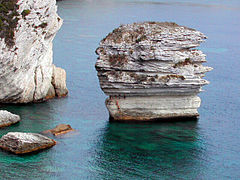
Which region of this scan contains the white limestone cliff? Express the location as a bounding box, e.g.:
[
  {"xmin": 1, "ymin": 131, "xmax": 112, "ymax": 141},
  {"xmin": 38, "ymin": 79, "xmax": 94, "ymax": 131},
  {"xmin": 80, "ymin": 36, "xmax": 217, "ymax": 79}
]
[
  {"xmin": 0, "ymin": 0, "xmax": 68, "ymax": 103},
  {"xmin": 95, "ymin": 22, "xmax": 212, "ymax": 121}
]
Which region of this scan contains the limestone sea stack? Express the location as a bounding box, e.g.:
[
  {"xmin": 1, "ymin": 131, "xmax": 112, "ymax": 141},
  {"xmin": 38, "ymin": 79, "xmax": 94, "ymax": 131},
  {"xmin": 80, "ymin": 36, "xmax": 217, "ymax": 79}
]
[
  {"xmin": 0, "ymin": 0, "xmax": 68, "ymax": 103},
  {"xmin": 95, "ymin": 22, "xmax": 212, "ymax": 121},
  {"xmin": 0, "ymin": 132, "xmax": 56, "ymax": 154}
]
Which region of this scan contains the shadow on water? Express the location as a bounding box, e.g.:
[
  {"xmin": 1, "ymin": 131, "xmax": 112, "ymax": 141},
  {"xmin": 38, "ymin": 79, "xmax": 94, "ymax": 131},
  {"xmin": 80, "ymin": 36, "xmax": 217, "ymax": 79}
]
[
  {"xmin": 91, "ymin": 120, "xmax": 205, "ymax": 179},
  {"xmin": 109, "ymin": 115, "xmax": 199, "ymax": 123}
]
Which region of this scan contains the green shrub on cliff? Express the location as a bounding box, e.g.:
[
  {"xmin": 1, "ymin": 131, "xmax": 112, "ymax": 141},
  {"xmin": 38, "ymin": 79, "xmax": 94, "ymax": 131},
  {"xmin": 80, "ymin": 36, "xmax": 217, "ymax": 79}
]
[
  {"xmin": 21, "ymin": 9, "xmax": 31, "ymax": 18},
  {"xmin": 0, "ymin": 0, "xmax": 19, "ymax": 48}
]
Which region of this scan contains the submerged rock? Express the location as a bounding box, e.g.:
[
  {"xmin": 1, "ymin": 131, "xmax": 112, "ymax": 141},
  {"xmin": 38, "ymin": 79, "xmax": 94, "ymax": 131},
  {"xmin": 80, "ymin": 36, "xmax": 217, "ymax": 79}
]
[
  {"xmin": 0, "ymin": 0, "xmax": 68, "ymax": 103},
  {"xmin": 0, "ymin": 110, "xmax": 20, "ymax": 128},
  {"xmin": 43, "ymin": 124, "xmax": 74, "ymax": 136},
  {"xmin": 95, "ymin": 22, "xmax": 212, "ymax": 121},
  {"xmin": 0, "ymin": 132, "xmax": 56, "ymax": 154}
]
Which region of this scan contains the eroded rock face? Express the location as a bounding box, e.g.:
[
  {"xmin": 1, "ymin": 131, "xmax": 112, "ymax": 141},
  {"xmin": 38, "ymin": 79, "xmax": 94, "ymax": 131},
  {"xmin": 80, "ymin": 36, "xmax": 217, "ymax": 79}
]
[
  {"xmin": 0, "ymin": 110, "xmax": 20, "ymax": 128},
  {"xmin": 95, "ymin": 22, "xmax": 212, "ymax": 121},
  {"xmin": 0, "ymin": 0, "xmax": 68, "ymax": 103},
  {"xmin": 52, "ymin": 65, "xmax": 68, "ymax": 97},
  {"xmin": 0, "ymin": 132, "xmax": 56, "ymax": 154}
]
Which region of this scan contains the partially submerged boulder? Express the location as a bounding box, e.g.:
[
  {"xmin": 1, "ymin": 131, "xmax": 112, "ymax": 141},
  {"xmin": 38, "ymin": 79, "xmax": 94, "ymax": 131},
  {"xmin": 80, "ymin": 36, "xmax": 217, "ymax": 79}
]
[
  {"xmin": 45, "ymin": 65, "xmax": 68, "ymax": 99},
  {"xmin": 51, "ymin": 65, "xmax": 68, "ymax": 97},
  {"xmin": 43, "ymin": 124, "xmax": 74, "ymax": 136},
  {"xmin": 0, "ymin": 110, "xmax": 20, "ymax": 128},
  {"xmin": 95, "ymin": 22, "xmax": 212, "ymax": 121},
  {"xmin": 0, "ymin": 132, "xmax": 56, "ymax": 154}
]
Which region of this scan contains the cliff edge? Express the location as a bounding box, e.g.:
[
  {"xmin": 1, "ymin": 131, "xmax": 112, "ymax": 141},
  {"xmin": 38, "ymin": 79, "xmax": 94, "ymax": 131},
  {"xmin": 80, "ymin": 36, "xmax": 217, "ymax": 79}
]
[{"xmin": 0, "ymin": 0, "xmax": 67, "ymax": 103}]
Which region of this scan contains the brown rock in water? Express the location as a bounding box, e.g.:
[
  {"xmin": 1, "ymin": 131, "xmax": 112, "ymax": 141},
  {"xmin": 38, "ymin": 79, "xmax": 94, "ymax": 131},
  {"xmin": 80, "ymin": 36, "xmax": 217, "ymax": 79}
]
[
  {"xmin": 43, "ymin": 124, "xmax": 74, "ymax": 136},
  {"xmin": 0, "ymin": 132, "xmax": 56, "ymax": 154}
]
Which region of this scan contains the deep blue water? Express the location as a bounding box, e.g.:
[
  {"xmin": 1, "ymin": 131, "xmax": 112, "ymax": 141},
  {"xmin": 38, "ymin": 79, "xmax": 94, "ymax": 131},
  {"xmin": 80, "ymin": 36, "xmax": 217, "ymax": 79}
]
[{"xmin": 0, "ymin": 0, "xmax": 240, "ymax": 179}]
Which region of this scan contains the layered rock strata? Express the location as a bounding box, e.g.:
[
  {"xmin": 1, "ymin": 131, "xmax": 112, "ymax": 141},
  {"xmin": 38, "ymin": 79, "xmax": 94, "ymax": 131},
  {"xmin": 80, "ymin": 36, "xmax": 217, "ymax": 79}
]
[
  {"xmin": 0, "ymin": 132, "xmax": 56, "ymax": 154},
  {"xmin": 0, "ymin": 0, "xmax": 68, "ymax": 103},
  {"xmin": 95, "ymin": 22, "xmax": 212, "ymax": 121},
  {"xmin": 0, "ymin": 110, "xmax": 20, "ymax": 128}
]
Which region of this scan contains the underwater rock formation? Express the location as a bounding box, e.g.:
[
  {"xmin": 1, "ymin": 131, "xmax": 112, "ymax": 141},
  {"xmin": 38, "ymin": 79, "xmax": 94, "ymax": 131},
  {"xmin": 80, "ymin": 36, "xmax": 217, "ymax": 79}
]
[
  {"xmin": 42, "ymin": 124, "xmax": 74, "ymax": 136},
  {"xmin": 0, "ymin": 0, "xmax": 68, "ymax": 103},
  {"xmin": 0, "ymin": 132, "xmax": 56, "ymax": 154},
  {"xmin": 0, "ymin": 110, "xmax": 20, "ymax": 128},
  {"xmin": 95, "ymin": 22, "xmax": 212, "ymax": 121}
]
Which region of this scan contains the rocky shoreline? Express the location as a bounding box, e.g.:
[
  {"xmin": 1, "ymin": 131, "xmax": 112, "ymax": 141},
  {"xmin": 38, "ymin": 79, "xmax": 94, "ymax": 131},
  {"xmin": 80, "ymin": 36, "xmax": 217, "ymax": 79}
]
[
  {"xmin": 0, "ymin": 110, "xmax": 74, "ymax": 154},
  {"xmin": 0, "ymin": 0, "xmax": 70, "ymax": 155}
]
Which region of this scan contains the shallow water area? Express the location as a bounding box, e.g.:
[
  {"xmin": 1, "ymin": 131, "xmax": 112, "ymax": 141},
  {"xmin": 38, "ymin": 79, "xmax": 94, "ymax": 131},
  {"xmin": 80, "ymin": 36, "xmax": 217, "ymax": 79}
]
[{"xmin": 0, "ymin": 0, "xmax": 240, "ymax": 179}]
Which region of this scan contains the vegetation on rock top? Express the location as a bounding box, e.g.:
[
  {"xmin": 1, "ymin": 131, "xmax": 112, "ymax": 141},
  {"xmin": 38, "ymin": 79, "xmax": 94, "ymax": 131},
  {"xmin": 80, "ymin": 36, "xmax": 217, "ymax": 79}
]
[
  {"xmin": 0, "ymin": 0, "xmax": 20, "ymax": 48},
  {"xmin": 101, "ymin": 22, "xmax": 197, "ymax": 44}
]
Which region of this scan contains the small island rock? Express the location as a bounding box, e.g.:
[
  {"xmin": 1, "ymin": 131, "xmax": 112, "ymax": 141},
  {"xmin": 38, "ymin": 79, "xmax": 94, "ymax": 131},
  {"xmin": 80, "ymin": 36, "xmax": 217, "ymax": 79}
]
[
  {"xmin": 0, "ymin": 132, "xmax": 56, "ymax": 154},
  {"xmin": 95, "ymin": 22, "xmax": 212, "ymax": 121},
  {"xmin": 0, "ymin": 110, "xmax": 20, "ymax": 128},
  {"xmin": 43, "ymin": 124, "xmax": 74, "ymax": 136}
]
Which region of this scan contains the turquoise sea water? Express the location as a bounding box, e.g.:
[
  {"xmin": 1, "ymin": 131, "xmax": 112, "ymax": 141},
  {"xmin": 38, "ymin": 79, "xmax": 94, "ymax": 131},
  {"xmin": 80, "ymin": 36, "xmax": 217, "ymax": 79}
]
[{"xmin": 0, "ymin": 0, "xmax": 240, "ymax": 179}]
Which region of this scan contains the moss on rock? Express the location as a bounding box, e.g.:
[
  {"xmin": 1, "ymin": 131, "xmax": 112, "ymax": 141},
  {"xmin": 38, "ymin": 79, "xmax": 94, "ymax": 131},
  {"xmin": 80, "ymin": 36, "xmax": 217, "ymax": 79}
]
[
  {"xmin": 21, "ymin": 9, "xmax": 30, "ymax": 18},
  {"xmin": 173, "ymin": 58, "xmax": 193, "ymax": 68},
  {"xmin": 0, "ymin": 0, "xmax": 20, "ymax": 48},
  {"xmin": 108, "ymin": 54, "xmax": 128, "ymax": 66},
  {"xmin": 38, "ymin": 22, "xmax": 48, "ymax": 28}
]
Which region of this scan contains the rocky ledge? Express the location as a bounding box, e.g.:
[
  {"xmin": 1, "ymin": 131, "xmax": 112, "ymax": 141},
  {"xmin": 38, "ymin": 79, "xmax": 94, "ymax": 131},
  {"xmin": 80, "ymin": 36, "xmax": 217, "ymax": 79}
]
[
  {"xmin": 0, "ymin": 110, "xmax": 20, "ymax": 128},
  {"xmin": 0, "ymin": 132, "xmax": 56, "ymax": 154},
  {"xmin": 95, "ymin": 22, "xmax": 212, "ymax": 121},
  {"xmin": 0, "ymin": 0, "xmax": 68, "ymax": 103}
]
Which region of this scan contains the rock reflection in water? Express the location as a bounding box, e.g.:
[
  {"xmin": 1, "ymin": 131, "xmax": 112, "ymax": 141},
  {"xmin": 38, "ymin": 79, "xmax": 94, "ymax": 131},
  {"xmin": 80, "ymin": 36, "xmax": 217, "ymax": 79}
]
[{"xmin": 92, "ymin": 120, "xmax": 204, "ymax": 179}]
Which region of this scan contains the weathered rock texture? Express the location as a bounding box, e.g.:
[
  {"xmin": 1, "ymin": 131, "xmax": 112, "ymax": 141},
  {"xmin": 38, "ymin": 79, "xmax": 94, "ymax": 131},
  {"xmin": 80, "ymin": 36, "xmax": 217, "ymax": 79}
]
[
  {"xmin": 0, "ymin": 0, "xmax": 68, "ymax": 103},
  {"xmin": 95, "ymin": 22, "xmax": 212, "ymax": 121},
  {"xmin": 0, "ymin": 110, "xmax": 20, "ymax": 128},
  {"xmin": 0, "ymin": 132, "xmax": 56, "ymax": 154},
  {"xmin": 42, "ymin": 124, "xmax": 74, "ymax": 136}
]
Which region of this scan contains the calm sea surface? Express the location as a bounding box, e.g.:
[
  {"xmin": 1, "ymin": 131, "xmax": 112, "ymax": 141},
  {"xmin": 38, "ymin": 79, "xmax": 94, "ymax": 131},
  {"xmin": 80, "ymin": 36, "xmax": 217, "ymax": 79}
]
[{"xmin": 0, "ymin": 0, "xmax": 240, "ymax": 179}]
